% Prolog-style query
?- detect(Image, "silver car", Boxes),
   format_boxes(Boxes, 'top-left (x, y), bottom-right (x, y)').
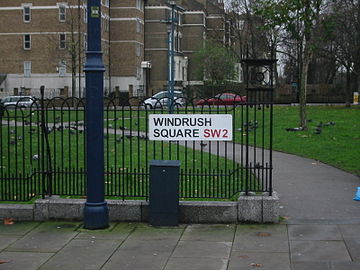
top-left (143, 91), bottom-right (185, 109)
top-left (1, 96), bottom-right (34, 108)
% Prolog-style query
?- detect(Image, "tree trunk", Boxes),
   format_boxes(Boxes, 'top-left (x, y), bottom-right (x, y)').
top-left (299, 43), bottom-right (311, 129)
top-left (345, 68), bottom-right (352, 107)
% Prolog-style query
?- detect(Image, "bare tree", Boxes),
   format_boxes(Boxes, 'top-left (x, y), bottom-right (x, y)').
top-left (45, 1), bottom-right (86, 98)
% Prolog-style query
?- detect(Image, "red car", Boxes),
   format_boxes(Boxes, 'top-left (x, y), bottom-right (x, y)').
top-left (196, 93), bottom-right (247, 106)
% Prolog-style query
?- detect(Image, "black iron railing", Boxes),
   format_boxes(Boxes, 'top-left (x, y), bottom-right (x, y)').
top-left (0, 59), bottom-right (275, 201)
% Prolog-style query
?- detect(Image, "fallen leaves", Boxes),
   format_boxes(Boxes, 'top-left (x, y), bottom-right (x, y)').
top-left (0, 260), bottom-right (9, 264)
top-left (238, 255), bottom-right (250, 259)
top-left (250, 263), bottom-right (263, 267)
top-left (3, 218), bottom-right (14, 225)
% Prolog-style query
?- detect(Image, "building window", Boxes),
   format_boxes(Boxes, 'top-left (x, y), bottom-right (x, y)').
top-left (59, 5), bottom-right (66, 22)
top-left (24, 34), bottom-right (31, 50)
top-left (59, 33), bottom-right (66, 49)
top-left (84, 7), bottom-right (87, 23)
top-left (59, 60), bottom-right (66, 76)
top-left (24, 61), bottom-right (31, 77)
top-left (23, 5), bottom-right (31, 23)
top-left (135, 44), bottom-right (141, 57)
top-left (136, 0), bottom-right (143, 11)
top-left (105, 18), bottom-right (109, 32)
top-left (136, 67), bottom-right (141, 80)
top-left (136, 20), bottom-right (141, 33)
top-left (84, 33), bottom-right (87, 50)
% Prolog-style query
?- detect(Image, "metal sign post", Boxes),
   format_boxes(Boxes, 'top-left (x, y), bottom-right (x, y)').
top-left (83, 0), bottom-right (109, 229)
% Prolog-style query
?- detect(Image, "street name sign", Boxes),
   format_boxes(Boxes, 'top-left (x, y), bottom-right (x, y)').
top-left (149, 114), bottom-right (232, 141)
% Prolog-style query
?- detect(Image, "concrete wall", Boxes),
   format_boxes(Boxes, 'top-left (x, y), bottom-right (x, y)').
top-left (0, 193), bottom-right (279, 224)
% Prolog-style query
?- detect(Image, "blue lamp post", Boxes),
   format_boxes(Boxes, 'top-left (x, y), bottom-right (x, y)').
top-left (167, 1), bottom-right (176, 113)
top-left (83, 0), bottom-right (109, 229)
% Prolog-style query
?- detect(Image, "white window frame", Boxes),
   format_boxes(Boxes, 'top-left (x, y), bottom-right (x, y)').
top-left (84, 33), bottom-right (87, 50)
top-left (136, 20), bottom-right (141, 33)
top-left (59, 33), bottom-right (66, 49)
top-left (136, 67), bottom-right (142, 80)
top-left (23, 5), bottom-right (31, 23)
top-left (59, 60), bottom-right (66, 76)
top-left (59, 4), bottom-right (66, 22)
top-left (23, 34), bottom-right (31, 50)
top-left (136, 0), bottom-right (144, 11)
top-left (135, 44), bottom-right (141, 57)
top-left (84, 6), bottom-right (87, 23)
top-left (24, 61), bottom-right (32, 77)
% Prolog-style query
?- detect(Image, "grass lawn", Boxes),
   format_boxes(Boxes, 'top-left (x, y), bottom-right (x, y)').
top-left (270, 105), bottom-right (360, 176)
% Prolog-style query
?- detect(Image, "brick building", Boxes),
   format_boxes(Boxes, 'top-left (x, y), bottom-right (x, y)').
top-left (0, 0), bottom-right (233, 98)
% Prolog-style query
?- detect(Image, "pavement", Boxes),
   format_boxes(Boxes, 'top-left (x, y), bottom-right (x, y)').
top-left (0, 150), bottom-right (360, 269)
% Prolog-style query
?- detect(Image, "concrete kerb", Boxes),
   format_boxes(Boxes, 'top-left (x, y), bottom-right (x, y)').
top-left (0, 192), bottom-right (279, 223)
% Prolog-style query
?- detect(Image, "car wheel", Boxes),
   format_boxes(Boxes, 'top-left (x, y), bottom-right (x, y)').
top-left (145, 104), bottom-right (152, 110)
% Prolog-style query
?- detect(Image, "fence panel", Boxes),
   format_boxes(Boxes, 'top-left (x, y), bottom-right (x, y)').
top-left (1, 58), bottom-right (275, 201)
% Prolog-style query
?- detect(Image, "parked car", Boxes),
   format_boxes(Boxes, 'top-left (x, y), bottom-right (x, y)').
top-left (0, 96), bottom-right (35, 108)
top-left (196, 93), bottom-right (247, 106)
top-left (143, 91), bottom-right (185, 109)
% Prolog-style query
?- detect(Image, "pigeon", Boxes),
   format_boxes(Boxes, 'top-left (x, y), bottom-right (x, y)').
top-left (314, 127), bottom-right (322, 135)
top-left (32, 154), bottom-right (39, 160)
top-left (46, 127), bottom-right (53, 134)
top-left (116, 137), bottom-right (122, 143)
top-left (285, 127), bottom-right (303, 132)
top-left (200, 142), bottom-right (207, 149)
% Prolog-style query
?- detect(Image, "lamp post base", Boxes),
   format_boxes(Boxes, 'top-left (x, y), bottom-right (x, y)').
top-left (84, 201), bottom-right (109, 230)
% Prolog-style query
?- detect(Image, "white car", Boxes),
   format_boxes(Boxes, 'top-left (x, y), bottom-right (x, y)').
top-left (1, 96), bottom-right (35, 108)
top-left (143, 91), bottom-right (185, 109)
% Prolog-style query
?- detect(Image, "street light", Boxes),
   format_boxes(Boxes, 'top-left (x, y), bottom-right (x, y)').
top-left (167, 0), bottom-right (177, 113)
top-left (83, 0), bottom-right (109, 229)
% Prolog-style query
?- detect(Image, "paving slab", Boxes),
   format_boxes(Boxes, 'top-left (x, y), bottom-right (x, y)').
top-left (0, 251), bottom-right (53, 270)
top-left (172, 241), bottom-right (232, 259)
top-left (290, 241), bottom-right (351, 262)
top-left (126, 224), bottom-right (184, 241)
top-left (101, 249), bottom-right (169, 270)
top-left (0, 222), bottom-right (40, 235)
top-left (119, 239), bottom-right (178, 256)
top-left (330, 261), bottom-right (360, 270)
top-left (0, 236), bottom-right (19, 251)
top-left (228, 251), bottom-right (290, 270)
top-left (337, 224), bottom-right (360, 238)
top-left (288, 225), bottom-right (342, 241)
top-left (6, 221), bottom-right (80, 252)
top-left (291, 261), bottom-right (331, 270)
top-left (232, 224), bottom-right (288, 252)
top-left (76, 222), bottom-right (134, 240)
top-left (164, 257), bottom-right (228, 270)
top-left (180, 224), bottom-right (235, 242)
top-left (39, 239), bottom-right (121, 270)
